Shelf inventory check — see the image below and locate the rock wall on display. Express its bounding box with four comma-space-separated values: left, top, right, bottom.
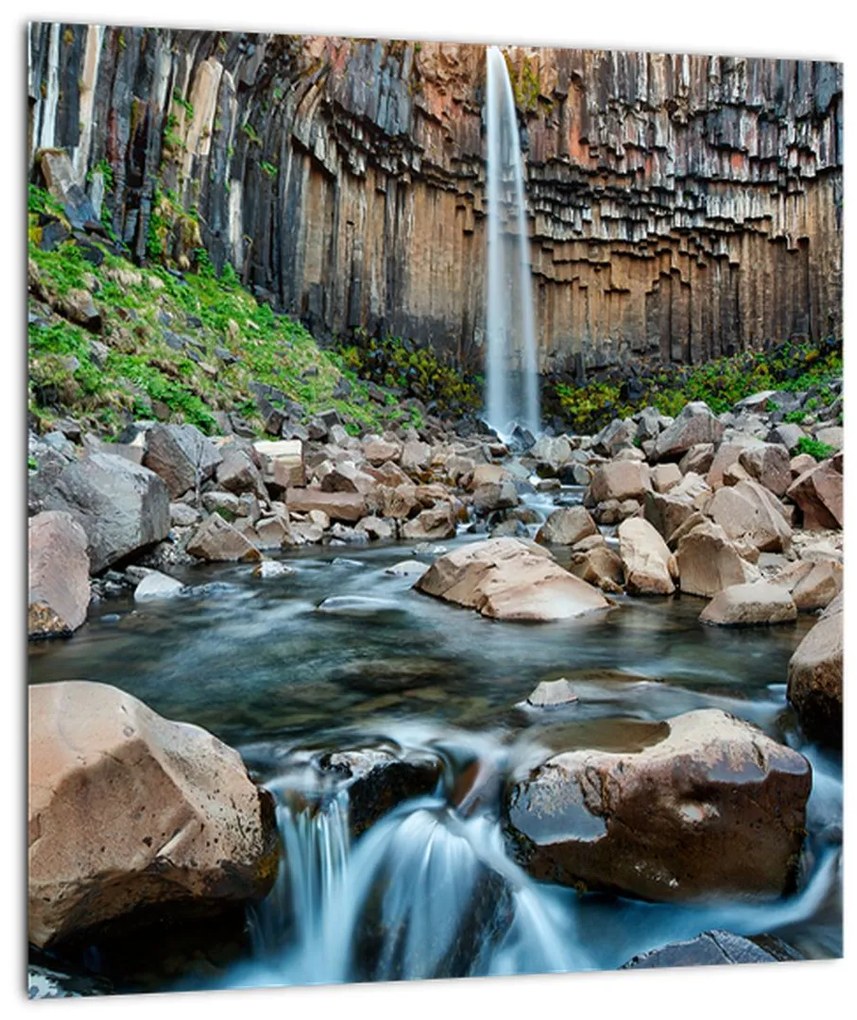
28, 24, 842, 374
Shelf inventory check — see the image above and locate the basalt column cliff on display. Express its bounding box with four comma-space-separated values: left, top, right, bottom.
28, 26, 842, 374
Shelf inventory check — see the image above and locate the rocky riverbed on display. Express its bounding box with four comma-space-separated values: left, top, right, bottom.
27, 389, 843, 995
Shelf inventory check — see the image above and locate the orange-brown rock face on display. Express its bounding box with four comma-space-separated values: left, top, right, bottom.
28, 26, 841, 373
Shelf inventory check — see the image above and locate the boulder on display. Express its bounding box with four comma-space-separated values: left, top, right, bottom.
253, 439, 305, 492
215, 443, 266, 497
650, 463, 682, 493
143, 424, 222, 498
813, 426, 844, 452
526, 679, 579, 709
738, 443, 792, 497
471, 479, 518, 514
285, 487, 366, 523
133, 570, 184, 601
414, 537, 611, 622
28, 512, 90, 638
186, 514, 262, 562
44, 453, 170, 574
355, 516, 396, 542
786, 460, 843, 530
401, 502, 458, 541
643, 490, 696, 544
531, 434, 575, 472
789, 453, 817, 478
767, 423, 806, 453
28, 681, 279, 949
706, 439, 759, 489
676, 520, 759, 597
535, 507, 598, 547
622, 929, 803, 969
504, 708, 810, 902
787, 595, 843, 746
362, 434, 402, 465
653, 402, 725, 462
678, 443, 715, 476
568, 545, 624, 595
706, 480, 792, 553
169, 502, 201, 527
251, 515, 294, 549
618, 517, 676, 595
586, 460, 651, 505
791, 560, 843, 611
590, 420, 635, 459
400, 439, 431, 477
699, 582, 798, 626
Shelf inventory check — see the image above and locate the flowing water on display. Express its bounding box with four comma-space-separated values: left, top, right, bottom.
28, 493, 843, 992
485, 46, 540, 437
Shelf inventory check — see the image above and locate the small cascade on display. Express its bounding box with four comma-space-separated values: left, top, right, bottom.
485, 45, 540, 438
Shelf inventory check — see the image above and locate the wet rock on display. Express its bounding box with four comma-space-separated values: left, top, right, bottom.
186, 514, 262, 562
618, 517, 677, 595
526, 678, 579, 709
699, 582, 797, 626
676, 520, 759, 597
504, 708, 810, 902
786, 459, 843, 530
385, 559, 429, 578
653, 402, 725, 462
133, 570, 185, 601
356, 515, 395, 541
535, 506, 598, 547
28, 511, 90, 638
44, 453, 170, 574
315, 748, 441, 836
28, 681, 279, 950
415, 537, 611, 622
143, 424, 222, 499
253, 560, 296, 579
787, 594, 843, 746
622, 929, 803, 968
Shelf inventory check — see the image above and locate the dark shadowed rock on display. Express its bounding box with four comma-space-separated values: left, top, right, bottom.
622, 930, 803, 968
28, 681, 279, 950
28, 511, 90, 638
504, 708, 810, 902
143, 423, 222, 498
787, 594, 843, 746
44, 452, 170, 573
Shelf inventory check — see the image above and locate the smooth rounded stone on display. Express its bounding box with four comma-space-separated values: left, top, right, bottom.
526, 678, 579, 709
738, 442, 792, 497
535, 506, 598, 547
786, 459, 843, 530
142, 423, 222, 498
618, 517, 677, 595
28, 681, 279, 950
699, 581, 798, 626
650, 462, 682, 493
186, 513, 262, 562
787, 594, 843, 746
385, 559, 429, 579
706, 479, 792, 553
414, 537, 612, 622
169, 501, 201, 527
401, 502, 458, 541
676, 520, 759, 597
586, 460, 651, 505
568, 545, 624, 595
253, 560, 296, 579
653, 402, 725, 462
133, 570, 184, 601
43, 452, 170, 574
28, 511, 90, 639
313, 748, 441, 837
315, 595, 402, 616
621, 929, 803, 969
791, 559, 843, 611
503, 708, 811, 902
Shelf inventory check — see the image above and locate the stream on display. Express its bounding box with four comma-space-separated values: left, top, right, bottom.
27, 489, 843, 993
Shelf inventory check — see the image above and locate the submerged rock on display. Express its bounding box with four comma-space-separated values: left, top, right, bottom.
622, 930, 803, 968
525, 678, 579, 709
504, 708, 810, 902
414, 537, 612, 622
28, 681, 279, 950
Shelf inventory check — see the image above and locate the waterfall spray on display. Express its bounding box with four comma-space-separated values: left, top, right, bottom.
485, 46, 540, 438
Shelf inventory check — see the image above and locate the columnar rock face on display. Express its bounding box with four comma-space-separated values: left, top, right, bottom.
28, 681, 279, 949
28, 26, 842, 372
504, 709, 811, 902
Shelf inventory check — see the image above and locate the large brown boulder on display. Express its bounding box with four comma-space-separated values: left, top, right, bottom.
414, 537, 611, 622
786, 459, 843, 530
699, 582, 798, 627
787, 594, 843, 746
618, 517, 676, 595
28, 681, 279, 949
186, 514, 262, 562
401, 502, 458, 541
676, 520, 759, 597
28, 511, 91, 638
535, 506, 598, 547
738, 443, 792, 497
586, 460, 651, 505
706, 479, 792, 553
286, 487, 366, 522
504, 709, 810, 902
44, 452, 170, 574
653, 402, 725, 462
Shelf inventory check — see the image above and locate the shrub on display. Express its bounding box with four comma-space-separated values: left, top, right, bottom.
795, 436, 836, 460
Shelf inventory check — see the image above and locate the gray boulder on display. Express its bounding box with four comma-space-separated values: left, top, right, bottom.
143, 423, 222, 498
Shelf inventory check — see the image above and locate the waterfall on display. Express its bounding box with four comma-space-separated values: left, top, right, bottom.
485, 46, 540, 438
